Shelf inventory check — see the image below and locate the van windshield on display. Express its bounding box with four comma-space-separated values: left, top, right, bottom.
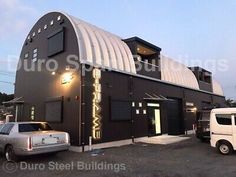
19, 123, 53, 132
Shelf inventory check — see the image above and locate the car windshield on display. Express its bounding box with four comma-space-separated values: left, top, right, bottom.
19, 123, 53, 132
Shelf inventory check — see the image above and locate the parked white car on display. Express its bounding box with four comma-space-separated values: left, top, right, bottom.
0, 122, 70, 161
210, 108, 236, 155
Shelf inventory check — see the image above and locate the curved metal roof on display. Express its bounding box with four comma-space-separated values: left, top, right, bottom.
65, 14, 136, 74
212, 79, 224, 96
160, 55, 200, 90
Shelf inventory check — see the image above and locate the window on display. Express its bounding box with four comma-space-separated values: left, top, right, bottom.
0, 124, 14, 135
44, 24, 48, 30
32, 48, 38, 62
30, 106, 35, 120
38, 28, 41, 34
139, 102, 142, 107
132, 102, 135, 107
216, 114, 232, 125
111, 100, 132, 121
48, 28, 64, 57
45, 98, 63, 122
50, 20, 54, 26
57, 15, 61, 21
32, 32, 36, 37
147, 103, 160, 107
24, 53, 29, 59
19, 123, 52, 132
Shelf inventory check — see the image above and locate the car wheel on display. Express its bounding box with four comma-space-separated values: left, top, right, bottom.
5, 145, 18, 162
217, 141, 233, 155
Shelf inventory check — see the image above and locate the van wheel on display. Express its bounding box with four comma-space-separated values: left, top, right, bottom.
217, 141, 233, 155
5, 145, 18, 162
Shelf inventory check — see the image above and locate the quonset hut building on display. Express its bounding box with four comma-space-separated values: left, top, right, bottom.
14, 12, 225, 148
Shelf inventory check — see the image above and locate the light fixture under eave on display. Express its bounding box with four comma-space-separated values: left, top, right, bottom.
61, 72, 73, 84
51, 71, 56, 75
186, 107, 198, 113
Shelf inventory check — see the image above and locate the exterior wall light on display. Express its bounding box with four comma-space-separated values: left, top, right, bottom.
61, 72, 73, 84
192, 107, 198, 112
51, 71, 56, 75
186, 107, 198, 113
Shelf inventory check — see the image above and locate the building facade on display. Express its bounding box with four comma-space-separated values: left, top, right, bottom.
15, 12, 225, 147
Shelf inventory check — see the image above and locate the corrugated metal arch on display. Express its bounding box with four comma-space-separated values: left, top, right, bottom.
65, 13, 136, 74
160, 55, 200, 90
212, 79, 224, 96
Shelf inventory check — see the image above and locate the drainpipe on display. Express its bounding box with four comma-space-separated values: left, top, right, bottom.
81, 66, 86, 152
15, 105, 18, 122
182, 90, 187, 135
129, 76, 134, 143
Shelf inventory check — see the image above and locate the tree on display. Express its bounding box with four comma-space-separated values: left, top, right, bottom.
0, 92, 14, 105
226, 99, 236, 107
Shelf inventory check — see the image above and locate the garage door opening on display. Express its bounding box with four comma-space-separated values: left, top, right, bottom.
167, 99, 185, 135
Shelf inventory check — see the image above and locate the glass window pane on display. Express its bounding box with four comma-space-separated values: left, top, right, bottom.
216, 114, 232, 125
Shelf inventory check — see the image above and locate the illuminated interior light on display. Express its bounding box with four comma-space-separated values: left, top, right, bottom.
51, 72, 56, 75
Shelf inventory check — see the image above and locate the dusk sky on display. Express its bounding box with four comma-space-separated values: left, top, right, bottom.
0, 0, 235, 99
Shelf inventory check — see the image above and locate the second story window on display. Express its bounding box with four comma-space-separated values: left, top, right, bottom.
32, 48, 38, 62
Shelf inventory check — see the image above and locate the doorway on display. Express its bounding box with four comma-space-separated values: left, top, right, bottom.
147, 103, 162, 136
167, 99, 184, 135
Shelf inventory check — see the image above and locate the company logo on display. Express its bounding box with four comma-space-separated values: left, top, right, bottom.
92, 68, 102, 140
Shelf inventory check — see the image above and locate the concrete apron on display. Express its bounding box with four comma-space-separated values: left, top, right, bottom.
69, 133, 192, 153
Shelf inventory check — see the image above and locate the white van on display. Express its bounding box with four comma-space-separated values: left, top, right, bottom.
210, 108, 236, 155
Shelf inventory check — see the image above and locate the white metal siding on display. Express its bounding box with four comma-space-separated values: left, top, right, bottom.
212, 79, 224, 96
68, 15, 136, 74
160, 55, 200, 90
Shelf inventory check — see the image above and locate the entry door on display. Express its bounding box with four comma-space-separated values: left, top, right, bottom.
147, 103, 162, 136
